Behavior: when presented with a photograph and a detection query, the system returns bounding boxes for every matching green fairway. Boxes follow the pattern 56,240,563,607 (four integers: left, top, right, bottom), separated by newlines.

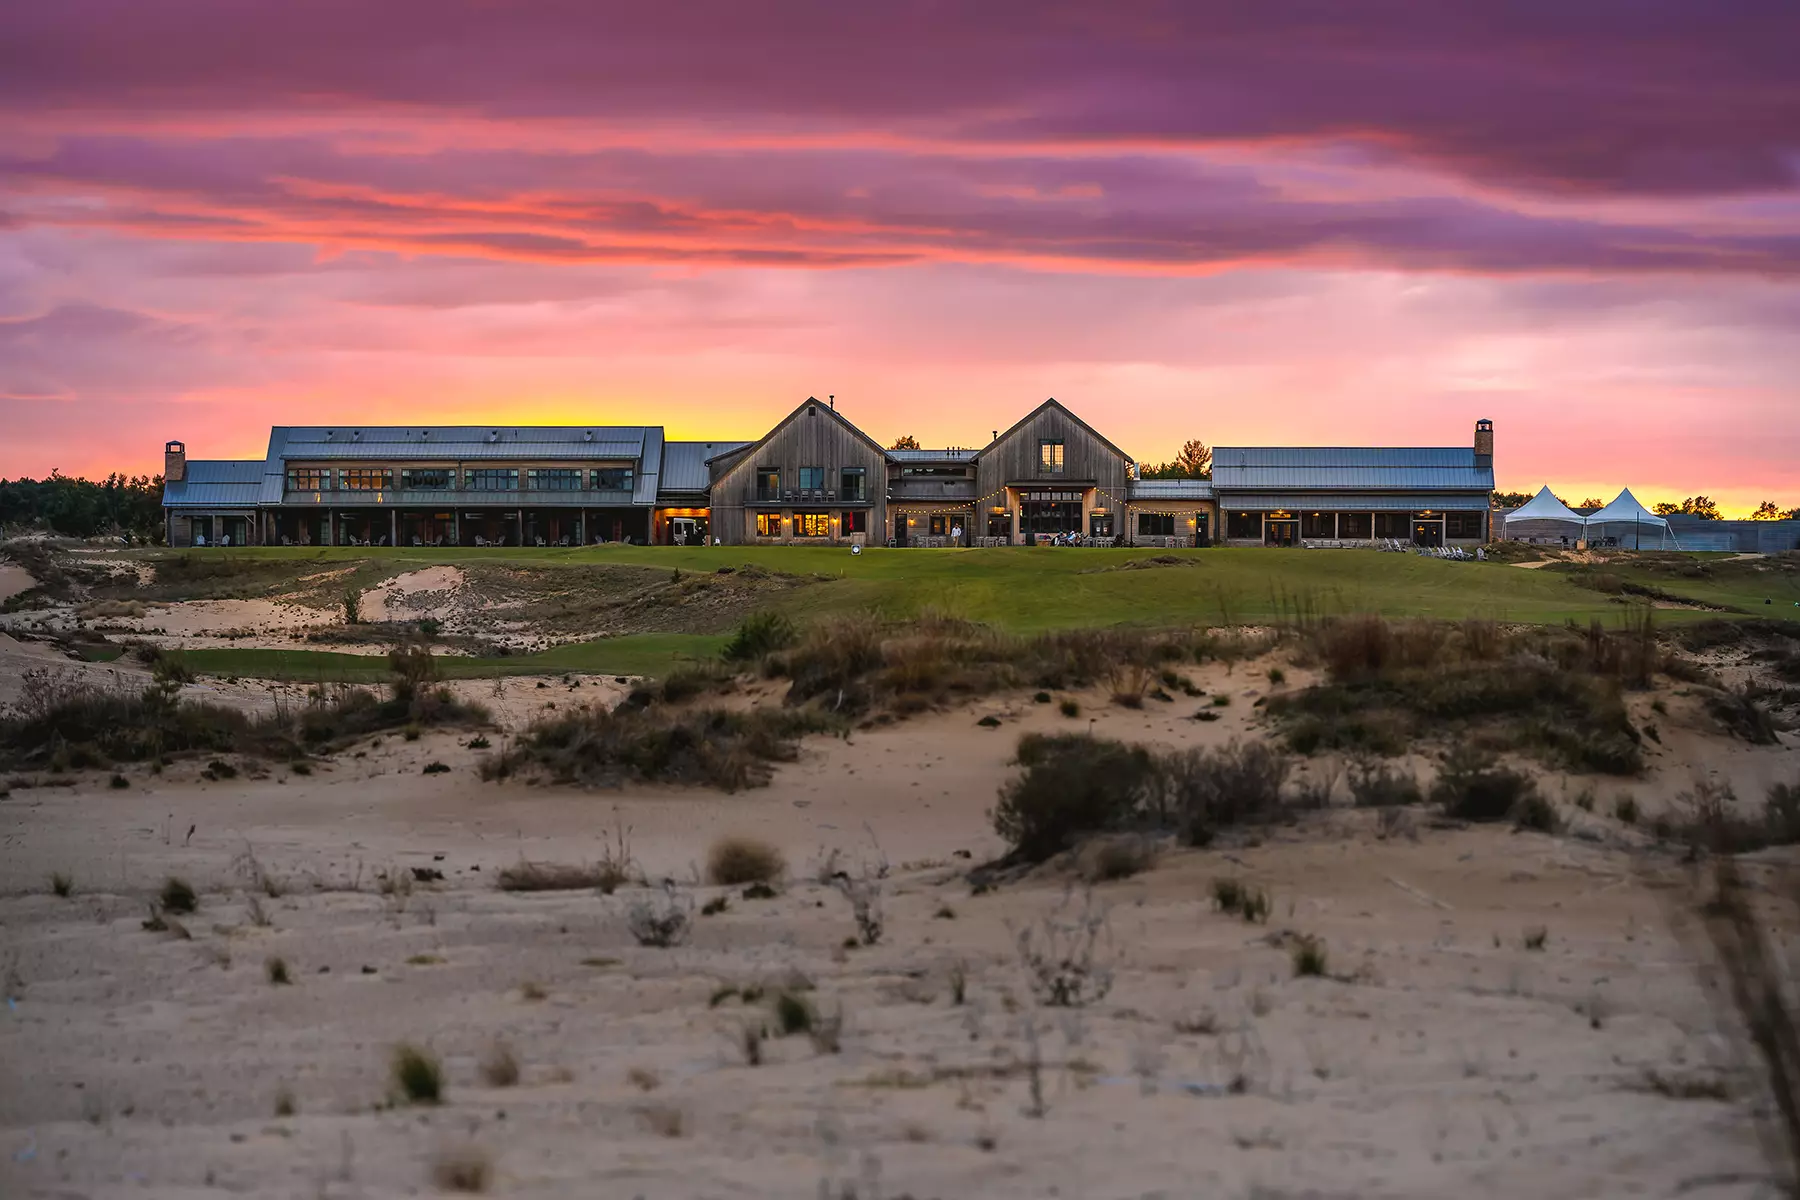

152,544,1793,681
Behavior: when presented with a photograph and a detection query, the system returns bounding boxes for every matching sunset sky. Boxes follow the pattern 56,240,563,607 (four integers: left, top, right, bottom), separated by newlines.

2,2,1797,513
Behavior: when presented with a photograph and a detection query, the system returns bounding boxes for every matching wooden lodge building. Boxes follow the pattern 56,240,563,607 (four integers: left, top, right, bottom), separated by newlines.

161,399,1495,549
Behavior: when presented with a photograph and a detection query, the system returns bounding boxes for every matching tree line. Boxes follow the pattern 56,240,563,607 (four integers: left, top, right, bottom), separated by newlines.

0,472,166,540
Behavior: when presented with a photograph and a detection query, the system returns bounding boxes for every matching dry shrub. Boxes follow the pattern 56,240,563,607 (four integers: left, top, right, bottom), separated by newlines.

992,734,1160,862
706,836,785,886
431,1144,492,1193
1155,740,1291,847
1429,747,1544,825
480,1041,520,1088
1347,758,1423,808
482,703,841,792
1075,833,1157,883
391,1042,444,1105
496,861,612,892
627,886,693,948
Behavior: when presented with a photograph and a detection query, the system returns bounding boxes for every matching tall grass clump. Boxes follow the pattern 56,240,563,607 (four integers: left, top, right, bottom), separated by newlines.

390,1042,444,1105
1429,747,1545,825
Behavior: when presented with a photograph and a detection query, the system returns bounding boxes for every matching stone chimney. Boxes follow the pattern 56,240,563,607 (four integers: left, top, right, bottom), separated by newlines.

164,440,187,482
1473,418,1494,467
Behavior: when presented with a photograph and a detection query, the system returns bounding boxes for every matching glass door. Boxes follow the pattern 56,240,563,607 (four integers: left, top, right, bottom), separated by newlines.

1264,519,1299,547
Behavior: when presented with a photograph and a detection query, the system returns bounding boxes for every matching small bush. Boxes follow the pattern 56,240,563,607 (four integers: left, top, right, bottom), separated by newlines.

391,1042,444,1104
1267,667,1286,686
1513,792,1561,834
496,861,615,892
480,1041,520,1087
109,773,129,790
1059,699,1080,718
627,888,693,948
1347,760,1423,808
273,1087,296,1117
1212,877,1245,913
723,610,798,662
160,876,197,914
1430,748,1541,824
1614,795,1640,825
50,871,72,897
202,758,238,780
706,836,785,886
466,735,491,750
1156,740,1291,847
1075,833,1156,883
1291,935,1328,977
992,734,1159,862
772,989,815,1036
1034,691,1052,704
289,761,312,776
431,1145,491,1193
265,956,291,985
1523,926,1548,951
422,761,450,775
701,895,729,916
977,714,1002,727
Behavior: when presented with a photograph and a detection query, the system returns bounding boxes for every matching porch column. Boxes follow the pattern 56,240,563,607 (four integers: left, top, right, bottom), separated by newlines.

390,510,398,547
1370,512,1376,542
328,510,336,546
578,510,586,546
517,507,524,546
453,510,460,546
1332,513,1339,540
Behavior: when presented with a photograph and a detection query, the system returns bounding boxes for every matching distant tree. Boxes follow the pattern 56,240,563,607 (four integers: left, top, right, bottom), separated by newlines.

1137,439,1213,480
0,471,165,540
1490,490,1533,510
1577,497,1605,511
1749,500,1784,521
889,434,920,451
1652,496,1723,520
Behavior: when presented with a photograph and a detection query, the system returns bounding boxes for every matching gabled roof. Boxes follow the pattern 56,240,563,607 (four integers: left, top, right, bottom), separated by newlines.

1586,489,1668,528
163,460,264,507
1505,485,1584,524
983,398,1133,465
660,440,750,493
1212,446,1493,492
711,397,888,481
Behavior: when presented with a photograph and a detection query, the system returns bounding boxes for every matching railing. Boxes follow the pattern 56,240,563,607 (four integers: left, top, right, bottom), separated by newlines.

888,480,978,501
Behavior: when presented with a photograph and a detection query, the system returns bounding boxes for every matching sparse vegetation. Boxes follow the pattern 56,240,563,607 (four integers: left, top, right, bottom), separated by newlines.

482,702,841,792
1615,795,1641,825
480,1041,520,1087
1075,833,1156,883
430,1144,492,1193
1291,935,1328,977
391,1042,444,1104
496,861,614,892
265,955,291,985
273,1087,296,1118
722,610,797,662
627,886,693,947
1430,747,1544,824
160,876,197,914
1015,889,1114,1008
1523,927,1548,951
50,871,72,897
1347,759,1423,808
1059,698,1080,718
706,835,785,886
423,760,450,774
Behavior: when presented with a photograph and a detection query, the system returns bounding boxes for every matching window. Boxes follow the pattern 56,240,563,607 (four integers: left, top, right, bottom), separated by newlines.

527,468,583,491
842,510,867,534
1374,512,1410,538
1338,512,1373,539
1446,511,1485,538
400,468,452,490
1038,439,1065,474
755,469,780,501
1301,512,1334,538
798,466,824,492
755,513,782,537
464,468,519,491
929,515,947,536
590,467,634,491
1090,512,1113,538
840,468,866,501
794,512,831,537
338,468,390,490
286,468,328,492
1137,513,1176,537
1226,511,1261,539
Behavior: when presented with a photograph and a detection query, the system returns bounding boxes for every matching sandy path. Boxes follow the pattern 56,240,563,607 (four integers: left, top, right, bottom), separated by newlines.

0,563,34,603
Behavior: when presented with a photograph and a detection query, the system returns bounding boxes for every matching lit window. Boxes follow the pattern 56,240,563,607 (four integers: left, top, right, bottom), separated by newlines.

794,512,831,537
286,469,329,491
1038,439,1065,473
338,468,391,490
755,513,781,537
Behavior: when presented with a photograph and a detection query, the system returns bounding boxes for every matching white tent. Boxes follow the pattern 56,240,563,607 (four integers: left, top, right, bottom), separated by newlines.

1501,485,1586,542
1583,488,1677,549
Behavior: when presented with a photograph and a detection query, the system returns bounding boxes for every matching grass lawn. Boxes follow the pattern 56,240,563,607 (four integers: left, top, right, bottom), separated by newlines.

153,544,1793,681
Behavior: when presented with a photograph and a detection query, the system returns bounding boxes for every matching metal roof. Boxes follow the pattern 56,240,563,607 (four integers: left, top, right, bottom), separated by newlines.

659,440,749,493
1128,480,1215,501
1212,446,1494,492
271,425,651,461
1217,493,1491,512
163,460,265,508
887,449,980,464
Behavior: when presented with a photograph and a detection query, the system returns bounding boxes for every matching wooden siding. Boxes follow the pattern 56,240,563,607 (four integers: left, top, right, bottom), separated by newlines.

975,401,1131,502
710,399,889,545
